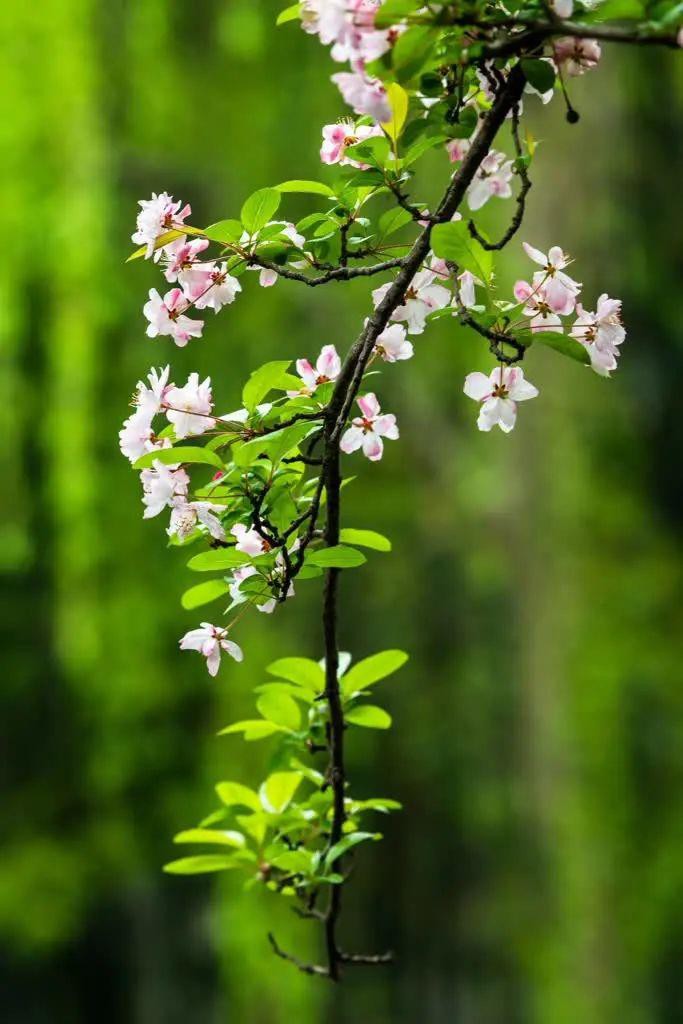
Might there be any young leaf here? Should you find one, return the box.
[126,228,185,262]
[181,579,230,611]
[266,657,325,692]
[215,781,261,811]
[431,220,493,284]
[381,83,409,145]
[391,26,435,83]
[233,420,319,468]
[374,0,420,27]
[260,771,303,814]
[276,2,301,25]
[528,330,591,364]
[163,855,240,875]
[241,188,281,234]
[218,720,285,741]
[173,829,246,848]
[341,649,408,695]
[339,528,391,552]
[256,691,302,732]
[134,446,224,471]
[203,219,243,244]
[345,705,392,729]
[276,179,335,197]
[306,545,367,568]
[242,359,292,411]
[325,831,381,866]
[187,549,250,572]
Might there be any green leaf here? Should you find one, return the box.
[345,705,392,729]
[187,549,250,572]
[233,420,319,468]
[306,545,367,568]
[275,179,335,197]
[521,58,556,94]
[242,359,292,411]
[431,220,493,284]
[325,831,381,866]
[126,228,185,262]
[276,2,301,25]
[391,26,435,83]
[339,528,391,552]
[256,691,302,732]
[215,781,261,811]
[374,0,420,28]
[260,771,303,814]
[528,329,590,365]
[241,187,281,234]
[267,657,325,692]
[174,829,246,848]
[133,446,224,470]
[590,0,644,19]
[344,135,391,169]
[180,579,230,611]
[203,219,243,244]
[381,82,409,145]
[268,848,314,874]
[378,206,413,238]
[163,855,240,875]
[218,720,285,741]
[341,649,408,695]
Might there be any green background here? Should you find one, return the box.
[2,2,682,1021]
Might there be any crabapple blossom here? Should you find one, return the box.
[372,269,450,335]
[340,393,399,461]
[320,120,383,166]
[143,288,204,346]
[374,323,413,363]
[288,345,341,396]
[467,151,514,211]
[134,365,172,418]
[132,192,191,259]
[164,373,215,439]
[464,366,539,433]
[119,411,164,464]
[446,138,471,164]
[554,37,602,76]
[550,0,573,19]
[514,279,565,331]
[331,68,391,122]
[523,243,581,315]
[189,264,242,311]
[168,500,226,542]
[140,462,190,518]
[570,294,626,375]
[231,523,273,556]
[163,238,210,289]
[179,622,243,676]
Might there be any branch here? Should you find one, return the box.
[468,102,531,252]
[477,20,681,59]
[245,255,406,287]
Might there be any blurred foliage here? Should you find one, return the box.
[1,1,682,1022]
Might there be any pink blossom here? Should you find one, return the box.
[374,323,413,362]
[570,294,625,376]
[514,279,565,332]
[463,366,539,433]
[372,269,450,335]
[340,393,399,461]
[288,344,342,396]
[168,501,226,542]
[119,412,166,464]
[163,238,210,290]
[467,151,514,211]
[132,192,191,260]
[133,365,173,418]
[179,622,243,676]
[446,138,471,164]
[458,270,480,309]
[231,523,273,556]
[523,243,581,315]
[164,373,215,439]
[551,0,573,18]
[143,288,204,346]
[188,264,242,312]
[140,461,190,518]
[320,120,383,166]
[331,68,391,122]
[553,37,602,76]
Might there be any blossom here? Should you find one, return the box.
[513,279,565,332]
[458,270,479,309]
[551,0,573,18]
[320,120,383,166]
[179,622,243,676]
[143,288,204,346]
[229,544,297,614]
[340,393,399,461]
[133,365,172,418]
[570,294,625,375]
[132,192,191,259]
[374,323,413,362]
[164,373,215,439]
[446,138,471,164]
[553,37,602,76]
[467,151,514,211]
[188,264,242,312]
[463,366,539,433]
[162,237,210,290]
[140,461,190,518]
[231,523,273,556]
[522,243,581,315]
[331,68,391,122]
[119,411,159,463]
[241,223,306,288]
[372,269,450,335]
[168,501,226,542]
[288,344,341,396]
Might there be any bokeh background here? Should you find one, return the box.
[2,2,683,1021]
